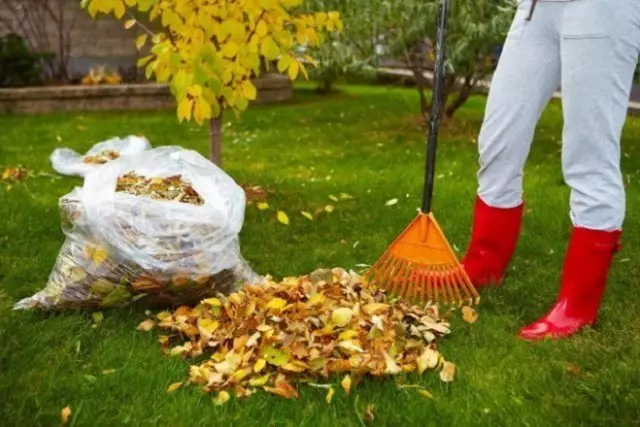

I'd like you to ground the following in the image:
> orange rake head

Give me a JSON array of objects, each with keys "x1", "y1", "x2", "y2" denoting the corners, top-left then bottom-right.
[{"x1": 364, "y1": 212, "x2": 479, "y2": 307}]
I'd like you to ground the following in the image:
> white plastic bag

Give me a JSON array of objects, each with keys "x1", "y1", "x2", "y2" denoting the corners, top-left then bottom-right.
[
  {"x1": 50, "y1": 135, "x2": 152, "y2": 177},
  {"x1": 16, "y1": 146, "x2": 258, "y2": 310}
]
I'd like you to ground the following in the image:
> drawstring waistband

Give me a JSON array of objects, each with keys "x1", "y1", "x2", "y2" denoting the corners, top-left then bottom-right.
[{"x1": 526, "y1": 0, "x2": 539, "y2": 21}]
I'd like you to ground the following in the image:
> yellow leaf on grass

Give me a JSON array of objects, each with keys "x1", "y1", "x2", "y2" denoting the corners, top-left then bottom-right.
[
  {"x1": 329, "y1": 194, "x2": 339, "y2": 202},
  {"x1": 324, "y1": 205, "x2": 334, "y2": 213},
  {"x1": 341, "y1": 375, "x2": 352, "y2": 396},
  {"x1": 137, "y1": 319, "x2": 155, "y2": 332},
  {"x1": 340, "y1": 193, "x2": 354, "y2": 200},
  {"x1": 101, "y1": 369, "x2": 116, "y2": 375},
  {"x1": 213, "y1": 390, "x2": 230, "y2": 405},
  {"x1": 440, "y1": 361, "x2": 456, "y2": 382},
  {"x1": 417, "y1": 389, "x2": 434, "y2": 399},
  {"x1": 277, "y1": 211, "x2": 290, "y2": 225},
  {"x1": 385, "y1": 198, "x2": 398, "y2": 206},
  {"x1": 417, "y1": 347, "x2": 440, "y2": 374},
  {"x1": 60, "y1": 405, "x2": 71, "y2": 425},
  {"x1": 326, "y1": 387, "x2": 335, "y2": 403},
  {"x1": 301, "y1": 211, "x2": 313, "y2": 220},
  {"x1": 166, "y1": 381, "x2": 183, "y2": 393},
  {"x1": 257, "y1": 202, "x2": 269, "y2": 210},
  {"x1": 462, "y1": 306, "x2": 478, "y2": 324}
]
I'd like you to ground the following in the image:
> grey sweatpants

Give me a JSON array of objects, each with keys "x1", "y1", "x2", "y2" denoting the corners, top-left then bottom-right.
[{"x1": 477, "y1": 0, "x2": 640, "y2": 231}]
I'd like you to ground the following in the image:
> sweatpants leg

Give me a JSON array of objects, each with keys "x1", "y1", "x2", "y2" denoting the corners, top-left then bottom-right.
[
  {"x1": 560, "y1": 0, "x2": 640, "y2": 231},
  {"x1": 477, "y1": 2, "x2": 561, "y2": 208}
]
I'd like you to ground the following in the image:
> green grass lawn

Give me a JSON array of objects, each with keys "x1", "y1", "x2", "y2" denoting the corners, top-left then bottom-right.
[{"x1": 1, "y1": 85, "x2": 640, "y2": 426}]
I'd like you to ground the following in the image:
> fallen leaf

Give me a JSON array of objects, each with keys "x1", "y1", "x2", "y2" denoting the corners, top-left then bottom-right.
[
  {"x1": 341, "y1": 375, "x2": 352, "y2": 396},
  {"x1": 264, "y1": 375, "x2": 299, "y2": 399},
  {"x1": 383, "y1": 351, "x2": 401, "y2": 375},
  {"x1": 92, "y1": 311, "x2": 104, "y2": 326},
  {"x1": 246, "y1": 332, "x2": 261, "y2": 347},
  {"x1": 202, "y1": 297, "x2": 222, "y2": 306},
  {"x1": 364, "y1": 404, "x2": 375, "y2": 423},
  {"x1": 329, "y1": 194, "x2": 339, "y2": 202},
  {"x1": 385, "y1": 198, "x2": 398, "y2": 206},
  {"x1": 249, "y1": 374, "x2": 270, "y2": 386},
  {"x1": 101, "y1": 369, "x2": 116, "y2": 375},
  {"x1": 331, "y1": 307, "x2": 353, "y2": 327},
  {"x1": 339, "y1": 193, "x2": 354, "y2": 200},
  {"x1": 440, "y1": 361, "x2": 456, "y2": 382},
  {"x1": 60, "y1": 406, "x2": 71, "y2": 425},
  {"x1": 417, "y1": 389, "x2": 434, "y2": 399},
  {"x1": 277, "y1": 211, "x2": 290, "y2": 225},
  {"x1": 166, "y1": 381, "x2": 183, "y2": 393},
  {"x1": 266, "y1": 298, "x2": 287, "y2": 312},
  {"x1": 338, "y1": 340, "x2": 364, "y2": 353},
  {"x1": 326, "y1": 387, "x2": 335, "y2": 403},
  {"x1": 566, "y1": 364, "x2": 581, "y2": 377},
  {"x1": 417, "y1": 348, "x2": 440, "y2": 374},
  {"x1": 301, "y1": 211, "x2": 314, "y2": 220},
  {"x1": 462, "y1": 306, "x2": 478, "y2": 324},
  {"x1": 213, "y1": 390, "x2": 230, "y2": 405},
  {"x1": 262, "y1": 346, "x2": 289, "y2": 366},
  {"x1": 324, "y1": 205, "x2": 334, "y2": 213},
  {"x1": 254, "y1": 358, "x2": 267, "y2": 373},
  {"x1": 137, "y1": 319, "x2": 155, "y2": 332},
  {"x1": 257, "y1": 202, "x2": 269, "y2": 210}
]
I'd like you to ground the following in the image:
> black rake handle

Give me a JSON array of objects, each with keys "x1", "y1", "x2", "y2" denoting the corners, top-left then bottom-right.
[{"x1": 422, "y1": 0, "x2": 449, "y2": 214}]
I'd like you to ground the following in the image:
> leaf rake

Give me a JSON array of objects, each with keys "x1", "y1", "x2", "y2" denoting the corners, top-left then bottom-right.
[{"x1": 365, "y1": 0, "x2": 479, "y2": 307}]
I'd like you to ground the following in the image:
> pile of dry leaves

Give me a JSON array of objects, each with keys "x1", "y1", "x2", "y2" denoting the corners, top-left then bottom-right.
[
  {"x1": 139, "y1": 268, "x2": 462, "y2": 403},
  {"x1": 116, "y1": 173, "x2": 205, "y2": 205},
  {"x1": 1, "y1": 166, "x2": 31, "y2": 184},
  {"x1": 83, "y1": 150, "x2": 120, "y2": 165}
]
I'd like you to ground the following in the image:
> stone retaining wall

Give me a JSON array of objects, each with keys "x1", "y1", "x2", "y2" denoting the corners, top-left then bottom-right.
[{"x1": 0, "y1": 74, "x2": 293, "y2": 115}]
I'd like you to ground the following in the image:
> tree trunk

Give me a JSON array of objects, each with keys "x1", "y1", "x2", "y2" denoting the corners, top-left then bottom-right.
[
  {"x1": 209, "y1": 113, "x2": 223, "y2": 167},
  {"x1": 322, "y1": 78, "x2": 333, "y2": 94},
  {"x1": 445, "y1": 75, "x2": 474, "y2": 118}
]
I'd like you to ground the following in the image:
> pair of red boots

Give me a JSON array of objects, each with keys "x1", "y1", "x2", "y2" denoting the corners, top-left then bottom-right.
[{"x1": 461, "y1": 197, "x2": 621, "y2": 341}]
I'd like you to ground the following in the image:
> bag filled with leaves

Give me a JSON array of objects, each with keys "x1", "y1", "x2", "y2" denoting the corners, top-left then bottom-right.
[
  {"x1": 50, "y1": 135, "x2": 152, "y2": 177},
  {"x1": 15, "y1": 146, "x2": 258, "y2": 310}
]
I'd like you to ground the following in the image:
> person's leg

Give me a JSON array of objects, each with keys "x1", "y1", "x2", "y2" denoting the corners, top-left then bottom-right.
[
  {"x1": 463, "y1": 2, "x2": 561, "y2": 286},
  {"x1": 520, "y1": 0, "x2": 640, "y2": 340}
]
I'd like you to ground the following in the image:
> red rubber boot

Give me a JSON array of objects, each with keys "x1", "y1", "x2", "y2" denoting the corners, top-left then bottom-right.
[
  {"x1": 518, "y1": 227, "x2": 621, "y2": 341},
  {"x1": 461, "y1": 197, "x2": 524, "y2": 287}
]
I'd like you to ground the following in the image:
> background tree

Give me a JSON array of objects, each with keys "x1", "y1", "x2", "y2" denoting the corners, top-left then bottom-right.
[
  {"x1": 81, "y1": 0, "x2": 342, "y2": 167},
  {"x1": 0, "y1": 0, "x2": 75, "y2": 83},
  {"x1": 304, "y1": 0, "x2": 514, "y2": 119}
]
